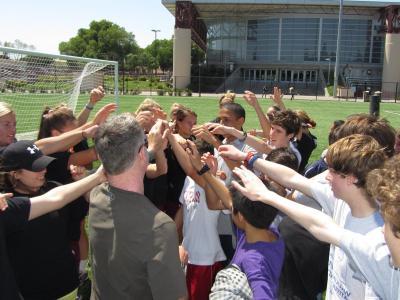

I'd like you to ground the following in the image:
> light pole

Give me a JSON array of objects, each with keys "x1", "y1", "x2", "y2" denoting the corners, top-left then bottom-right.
[
  {"x1": 151, "y1": 29, "x2": 160, "y2": 77},
  {"x1": 151, "y1": 29, "x2": 160, "y2": 41},
  {"x1": 325, "y1": 58, "x2": 331, "y2": 85},
  {"x1": 333, "y1": 0, "x2": 343, "y2": 97}
]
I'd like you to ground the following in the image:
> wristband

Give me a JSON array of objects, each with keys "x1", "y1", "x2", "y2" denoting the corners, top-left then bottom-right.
[
  {"x1": 244, "y1": 151, "x2": 254, "y2": 168},
  {"x1": 197, "y1": 164, "x2": 210, "y2": 176},
  {"x1": 238, "y1": 131, "x2": 247, "y2": 142},
  {"x1": 85, "y1": 103, "x2": 94, "y2": 111},
  {"x1": 247, "y1": 155, "x2": 259, "y2": 170}
]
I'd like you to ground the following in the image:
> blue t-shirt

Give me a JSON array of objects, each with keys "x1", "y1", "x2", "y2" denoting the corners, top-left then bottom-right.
[{"x1": 231, "y1": 226, "x2": 285, "y2": 299}]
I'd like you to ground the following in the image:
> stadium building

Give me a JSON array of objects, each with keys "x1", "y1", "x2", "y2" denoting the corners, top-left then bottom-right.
[{"x1": 162, "y1": 0, "x2": 400, "y2": 98}]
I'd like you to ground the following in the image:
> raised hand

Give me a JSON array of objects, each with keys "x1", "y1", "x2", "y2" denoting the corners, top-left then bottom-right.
[
  {"x1": 207, "y1": 123, "x2": 232, "y2": 136},
  {"x1": 186, "y1": 140, "x2": 203, "y2": 171},
  {"x1": 201, "y1": 152, "x2": 218, "y2": 175},
  {"x1": 89, "y1": 86, "x2": 105, "y2": 104},
  {"x1": 243, "y1": 90, "x2": 259, "y2": 107},
  {"x1": 136, "y1": 111, "x2": 156, "y2": 132},
  {"x1": 70, "y1": 165, "x2": 88, "y2": 182},
  {"x1": 93, "y1": 103, "x2": 117, "y2": 125},
  {"x1": 218, "y1": 144, "x2": 247, "y2": 161},
  {"x1": 232, "y1": 166, "x2": 271, "y2": 203},
  {"x1": 82, "y1": 125, "x2": 98, "y2": 139},
  {"x1": 147, "y1": 119, "x2": 165, "y2": 153}
]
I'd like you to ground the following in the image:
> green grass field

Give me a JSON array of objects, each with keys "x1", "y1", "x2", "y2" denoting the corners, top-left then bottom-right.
[
  {"x1": 111, "y1": 95, "x2": 400, "y2": 162},
  {"x1": 5, "y1": 93, "x2": 400, "y2": 163}
]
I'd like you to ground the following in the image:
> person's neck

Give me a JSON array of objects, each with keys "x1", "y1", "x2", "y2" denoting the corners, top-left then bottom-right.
[
  {"x1": 245, "y1": 225, "x2": 277, "y2": 243},
  {"x1": 14, "y1": 184, "x2": 41, "y2": 196},
  {"x1": 345, "y1": 189, "x2": 378, "y2": 218},
  {"x1": 107, "y1": 170, "x2": 144, "y2": 194}
]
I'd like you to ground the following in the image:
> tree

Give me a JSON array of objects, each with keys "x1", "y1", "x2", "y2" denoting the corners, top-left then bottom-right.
[
  {"x1": 144, "y1": 39, "x2": 173, "y2": 73},
  {"x1": 0, "y1": 39, "x2": 36, "y2": 50},
  {"x1": 59, "y1": 20, "x2": 139, "y2": 64}
]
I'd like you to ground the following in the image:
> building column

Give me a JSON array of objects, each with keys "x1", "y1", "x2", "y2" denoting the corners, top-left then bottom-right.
[
  {"x1": 382, "y1": 33, "x2": 400, "y2": 98},
  {"x1": 173, "y1": 28, "x2": 192, "y2": 89}
]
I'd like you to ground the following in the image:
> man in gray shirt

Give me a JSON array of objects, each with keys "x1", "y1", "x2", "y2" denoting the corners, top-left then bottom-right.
[{"x1": 89, "y1": 114, "x2": 187, "y2": 300}]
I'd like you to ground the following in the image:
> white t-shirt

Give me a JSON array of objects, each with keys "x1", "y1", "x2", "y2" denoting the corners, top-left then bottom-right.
[
  {"x1": 340, "y1": 228, "x2": 399, "y2": 300},
  {"x1": 310, "y1": 181, "x2": 384, "y2": 300},
  {"x1": 179, "y1": 176, "x2": 226, "y2": 266},
  {"x1": 214, "y1": 138, "x2": 253, "y2": 236}
]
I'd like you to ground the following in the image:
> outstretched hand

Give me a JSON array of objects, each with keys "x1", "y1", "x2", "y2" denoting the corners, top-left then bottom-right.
[
  {"x1": 232, "y1": 166, "x2": 271, "y2": 203},
  {"x1": 243, "y1": 90, "x2": 259, "y2": 107},
  {"x1": 93, "y1": 103, "x2": 117, "y2": 125},
  {"x1": 218, "y1": 144, "x2": 247, "y2": 161}
]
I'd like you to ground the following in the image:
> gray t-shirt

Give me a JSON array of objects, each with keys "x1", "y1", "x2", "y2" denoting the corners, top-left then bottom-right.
[
  {"x1": 340, "y1": 229, "x2": 400, "y2": 300},
  {"x1": 311, "y1": 180, "x2": 384, "y2": 299},
  {"x1": 89, "y1": 183, "x2": 187, "y2": 300}
]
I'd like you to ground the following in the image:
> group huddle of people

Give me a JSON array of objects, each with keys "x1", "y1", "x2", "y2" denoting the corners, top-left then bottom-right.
[{"x1": 0, "y1": 86, "x2": 399, "y2": 300}]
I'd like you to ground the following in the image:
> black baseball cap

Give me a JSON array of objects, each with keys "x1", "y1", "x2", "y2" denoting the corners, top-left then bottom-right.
[{"x1": 0, "y1": 140, "x2": 56, "y2": 172}]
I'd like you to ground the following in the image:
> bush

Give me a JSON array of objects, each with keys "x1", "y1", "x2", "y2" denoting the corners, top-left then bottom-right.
[
  {"x1": 157, "y1": 89, "x2": 165, "y2": 96},
  {"x1": 139, "y1": 76, "x2": 147, "y2": 81},
  {"x1": 185, "y1": 88, "x2": 192, "y2": 96},
  {"x1": 157, "y1": 84, "x2": 164, "y2": 90},
  {"x1": 130, "y1": 88, "x2": 141, "y2": 95}
]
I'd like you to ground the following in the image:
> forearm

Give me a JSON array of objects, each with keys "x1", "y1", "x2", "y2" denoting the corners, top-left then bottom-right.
[
  {"x1": 245, "y1": 135, "x2": 273, "y2": 154},
  {"x1": 204, "y1": 183, "x2": 226, "y2": 210},
  {"x1": 29, "y1": 173, "x2": 103, "y2": 220},
  {"x1": 261, "y1": 191, "x2": 341, "y2": 245},
  {"x1": 146, "y1": 150, "x2": 168, "y2": 179},
  {"x1": 253, "y1": 103, "x2": 271, "y2": 139},
  {"x1": 68, "y1": 148, "x2": 98, "y2": 167},
  {"x1": 76, "y1": 106, "x2": 91, "y2": 126},
  {"x1": 203, "y1": 172, "x2": 232, "y2": 210},
  {"x1": 36, "y1": 129, "x2": 85, "y2": 155}
]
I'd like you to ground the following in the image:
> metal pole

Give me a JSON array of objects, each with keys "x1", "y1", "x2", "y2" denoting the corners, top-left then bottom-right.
[
  {"x1": 327, "y1": 59, "x2": 331, "y2": 85},
  {"x1": 198, "y1": 63, "x2": 201, "y2": 97},
  {"x1": 395, "y1": 82, "x2": 399, "y2": 103},
  {"x1": 333, "y1": 0, "x2": 343, "y2": 97}
]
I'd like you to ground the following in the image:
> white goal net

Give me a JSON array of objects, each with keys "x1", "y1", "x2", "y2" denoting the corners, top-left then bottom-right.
[{"x1": 0, "y1": 46, "x2": 119, "y2": 140}]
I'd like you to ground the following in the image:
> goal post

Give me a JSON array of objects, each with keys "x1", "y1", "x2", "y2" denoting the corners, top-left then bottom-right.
[{"x1": 0, "y1": 46, "x2": 119, "y2": 140}]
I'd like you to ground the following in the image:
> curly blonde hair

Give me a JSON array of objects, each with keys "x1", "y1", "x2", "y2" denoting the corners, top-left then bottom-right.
[{"x1": 367, "y1": 155, "x2": 400, "y2": 237}]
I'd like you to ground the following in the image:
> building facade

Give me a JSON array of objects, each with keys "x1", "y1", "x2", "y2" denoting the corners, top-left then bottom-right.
[{"x1": 162, "y1": 0, "x2": 400, "y2": 98}]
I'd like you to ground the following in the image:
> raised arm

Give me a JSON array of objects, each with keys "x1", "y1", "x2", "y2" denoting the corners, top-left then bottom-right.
[
  {"x1": 76, "y1": 86, "x2": 105, "y2": 126},
  {"x1": 218, "y1": 145, "x2": 313, "y2": 197},
  {"x1": 29, "y1": 166, "x2": 105, "y2": 220},
  {"x1": 243, "y1": 90, "x2": 271, "y2": 139},
  {"x1": 208, "y1": 123, "x2": 273, "y2": 155},
  {"x1": 232, "y1": 166, "x2": 342, "y2": 246},
  {"x1": 35, "y1": 125, "x2": 98, "y2": 155}
]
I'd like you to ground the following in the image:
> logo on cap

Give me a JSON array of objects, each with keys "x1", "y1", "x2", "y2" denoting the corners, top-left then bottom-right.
[{"x1": 27, "y1": 145, "x2": 39, "y2": 155}]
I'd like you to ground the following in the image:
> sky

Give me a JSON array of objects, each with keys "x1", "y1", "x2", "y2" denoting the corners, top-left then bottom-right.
[{"x1": 0, "y1": 0, "x2": 175, "y2": 54}]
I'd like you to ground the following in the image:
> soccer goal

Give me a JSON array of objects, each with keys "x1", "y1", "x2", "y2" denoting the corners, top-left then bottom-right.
[{"x1": 0, "y1": 46, "x2": 119, "y2": 140}]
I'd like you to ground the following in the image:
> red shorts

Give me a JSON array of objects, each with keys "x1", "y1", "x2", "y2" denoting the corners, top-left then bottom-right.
[{"x1": 186, "y1": 261, "x2": 224, "y2": 300}]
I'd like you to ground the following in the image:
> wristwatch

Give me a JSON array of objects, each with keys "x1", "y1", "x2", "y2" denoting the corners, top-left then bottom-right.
[{"x1": 197, "y1": 164, "x2": 210, "y2": 175}]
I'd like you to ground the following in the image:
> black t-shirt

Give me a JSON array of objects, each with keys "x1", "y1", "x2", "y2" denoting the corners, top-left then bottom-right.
[
  {"x1": 278, "y1": 196, "x2": 329, "y2": 299},
  {"x1": 46, "y1": 151, "x2": 89, "y2": 241},
  {"x1": 0, "y1": 197, "x2": 30, "y2": 300},
  {"x1": 7, "y1": 183, "x2": 79, "y2": 300},
  {"x1": 296, "y1": 132, "x2": 317, "y2": 174}
]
